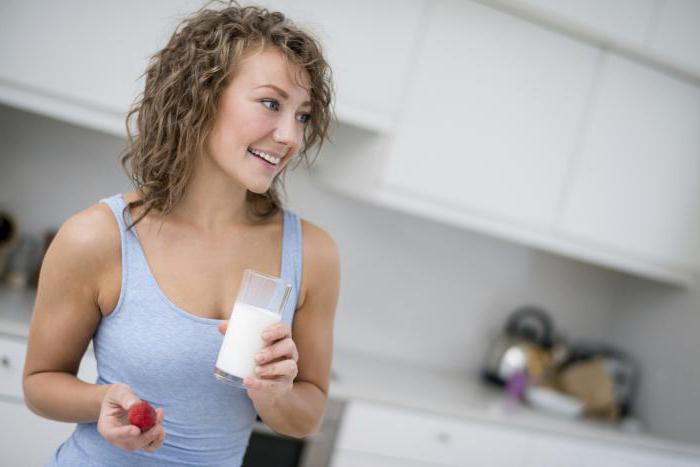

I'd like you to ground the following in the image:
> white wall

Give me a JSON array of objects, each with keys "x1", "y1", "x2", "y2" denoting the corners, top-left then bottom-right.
[
  {"x1": 1, "y1": 103, "x2": 624, "y2": 376},
  {"x1": 608, "y1": 277, "x2": 700, "y2": 445},
  {"x1": 0, "y1": 106, "x2": 131, "y2": 235}
]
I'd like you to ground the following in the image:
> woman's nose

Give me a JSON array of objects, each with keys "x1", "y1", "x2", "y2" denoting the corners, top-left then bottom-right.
[{"x1": 273, "y1": 113, "x2": 302, "y2": 148}]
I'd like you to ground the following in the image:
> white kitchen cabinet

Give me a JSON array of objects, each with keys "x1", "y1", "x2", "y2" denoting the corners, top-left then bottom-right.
[
  {"x1": 0, "y1": 399, "x2": 78, "y2": 465},
  {"x1": 647, "y1": 0, "x2": 700, "y2": 76},
  {"x1": 312, "y1": 0, "x2": 700, "y2": 285},
  {"x1": 335, "y1": 400, "x2": 531, "y2": 466},
  {"x1": 530, "y1": 434, "x2": 700, "y2": 467},
  {"x1": 383, "y1": 0, "x2": 598, "y2": 228},
  {"x1": 0, "y1": 334, "x2": 26, "y2": 398},
  {"x1": 0, "y1": 0, "x2": 423, "y2": 135},
  {"x1": 0, "y1": 0, "x2": 202, "y2": 136},
  {"x1": 333, "y1": 400, "x2": 700, "y2": 467},
  {"x1": 332, "y1": 449, "x2": 439, "y2": 467},
  {"x1": 500, "y1": 0, "x2": 658, "y2": 48},
  {"x1": 557, "y1": 53, "x2": 700, "y2": 275},
  {"x1": 0, "y1": 333, "x2": 98, "y2": 464},
  {"x1": 258, "y1": 0, "x2": 425, "y2": 132}
]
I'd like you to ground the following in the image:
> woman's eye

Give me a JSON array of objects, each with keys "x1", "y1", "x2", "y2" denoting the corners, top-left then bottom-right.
[
  {"x1": 297, "y1": 113, "x2": 311, "y2": 124},
  {"x1": 261, "y1": 99, "x2": 280, "y2": 111}
]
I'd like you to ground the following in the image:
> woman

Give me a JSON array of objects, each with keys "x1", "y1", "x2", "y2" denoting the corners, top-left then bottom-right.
[{"x1": 22, "y1": 3, "x2": 339, "y2": 466}]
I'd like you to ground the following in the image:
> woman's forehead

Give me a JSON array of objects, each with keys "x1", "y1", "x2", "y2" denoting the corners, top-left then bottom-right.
[{"x1": 236, "y1": 48, "x2": 311, "y2": 101}]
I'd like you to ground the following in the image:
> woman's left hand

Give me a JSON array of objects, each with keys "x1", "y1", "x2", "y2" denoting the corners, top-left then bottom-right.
[{"x1": 217, "y1": 321, "x2": 298, "y2": 401}]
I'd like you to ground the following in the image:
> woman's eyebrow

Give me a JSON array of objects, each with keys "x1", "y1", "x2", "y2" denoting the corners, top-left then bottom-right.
[{"x1": 255, "y1": 84, "x2": 311, "y2": 107}]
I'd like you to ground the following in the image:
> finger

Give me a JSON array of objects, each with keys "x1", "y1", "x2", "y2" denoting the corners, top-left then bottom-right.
[
  {"x1": 143, "y1": 441, "x2": 158, "y2": 453},
  {"x1": 257, "y1": 338, "x2": 298, "y2": 364},
  {"x1": 153, "y1": 429, "x2": 167, "y2": 450},
  {"x1": 261, "y1": 323, "x2": 291, "y2": 343},
  {"x1": 244, "y1": 377, "x2": 289, "y2": 394},
  {"x1": 256, "y1": 359, "x2": 297, "y2": 379},
  {"x1": 155, "y1": 407, "x2": 165, "y2": 425},
  {"x1": 117, "y1": 392, "x2": 141, "y2": 412},
  {"x1": 217, "y1": 320, "x2": 228, "y2": 335},
  {"x1": 136, "y1": 425, "x2": 163, "y2": 451},
  {"x1": 108, "y1": 424, "x2": 141, "y2": 443},
  {"x1": 105, "y1": 384, "x2": 140, "y2": 412}
]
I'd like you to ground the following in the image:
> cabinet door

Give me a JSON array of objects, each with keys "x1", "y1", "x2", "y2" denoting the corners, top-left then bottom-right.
[
  {"x1": 0, "y1": 0, "x2": 202, "y2": 133},
  {"x1": 558, "y1": 53, "x2": 700, "y2": 271},
  {"x1": 0, "y1": 0, "x2": 423, "y2": 134},
  {"x1": 505, "y1": 0, "x2": 657, "y2": 47},
  {"x1": 383, "y1": 0, "x2": 599, "y2": 228},
  {"x1": 0, "y1": 400, "x2": 76, "y2": 466},
  {"x1": 336, "y1": 400, "x2": 531, "y2": 467},
  {"x1": 332, "y1": 449, "x2": 440, "y2": 467},
  {"x1": 530, "y1": 432, "x2": 700, "y2": 467},
  {"x1": 648, "y1": 0, "x2": 700, "y2": 76},
  {"x1": 0, "y1": 0, "x2": 202, "y2": 112},
  {"x1": 0, "y1": 335, "x2": 26, "y2": 398},
  {"x1": 258, "y1": 0, "x2": 425, "y2": 130}
]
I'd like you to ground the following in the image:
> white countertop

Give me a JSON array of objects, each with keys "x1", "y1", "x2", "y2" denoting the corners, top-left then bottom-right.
[{"x1": 2, "y1": 285, "x2": 699, "y2": 458}]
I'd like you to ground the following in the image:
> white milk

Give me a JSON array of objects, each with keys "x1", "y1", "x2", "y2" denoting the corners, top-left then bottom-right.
[{"x1": 216, "y1": 302, "x2": 281, "y2": 380}]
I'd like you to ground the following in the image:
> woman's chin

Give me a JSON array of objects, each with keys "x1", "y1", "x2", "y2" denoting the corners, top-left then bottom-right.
[{"x1": 245, "y1": 180, "x2": 273, "y2": 194}]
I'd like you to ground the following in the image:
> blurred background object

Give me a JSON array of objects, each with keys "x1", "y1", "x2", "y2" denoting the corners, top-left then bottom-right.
[
  {"x1": 482, "y1": 306, "x2": 639, "y2": 425},
  {"x1": 3, "y1": 234, "x2": 41, "y2": 290},
  {"x1": 0, "y1": 211, "x2": 18, "y2": 277}
]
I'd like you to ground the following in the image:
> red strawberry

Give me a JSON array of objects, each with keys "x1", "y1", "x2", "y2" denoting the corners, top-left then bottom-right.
[{"x1": 128, "y1": 401, "x2": 156, "y2": 432}]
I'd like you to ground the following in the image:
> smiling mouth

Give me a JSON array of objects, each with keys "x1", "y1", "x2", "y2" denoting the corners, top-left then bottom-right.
[{"x1": 247, "y1": 147, "x2": 281, "y2": 166}]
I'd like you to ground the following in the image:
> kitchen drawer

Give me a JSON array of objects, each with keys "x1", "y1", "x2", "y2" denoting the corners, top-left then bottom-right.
[
  {"x1": 0, "y1": 334, "x2": 27, "y2": 399},
  {"x1": 0, "y1": 334, "x2": 98, "y2": 399},
  {"x1": 0, "y1": 399, "x2": 76, "y2": 465},
  {"x1": 331, "y1": 449, "x2": 439, "y2": 467},
  {"x1": 335, "y1": 400, "x2": 530, "y2": 466}
]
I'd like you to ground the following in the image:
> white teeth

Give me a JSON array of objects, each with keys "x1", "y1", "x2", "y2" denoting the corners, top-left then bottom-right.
[{"x1": 249, "y1": 148, "x2": 280, "y2": 165}]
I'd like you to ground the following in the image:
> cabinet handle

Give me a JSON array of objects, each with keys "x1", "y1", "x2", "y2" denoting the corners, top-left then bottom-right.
[{"x1": 1, "y1": 355, "x2": 10, "y2": 368}]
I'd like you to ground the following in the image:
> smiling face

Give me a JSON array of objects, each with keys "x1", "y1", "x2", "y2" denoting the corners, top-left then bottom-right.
[{"x1": 204, "y1": 47, "x2": 312, "y2": 194}]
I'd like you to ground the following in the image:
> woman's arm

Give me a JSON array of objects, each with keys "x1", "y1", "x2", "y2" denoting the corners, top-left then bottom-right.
[
  {"x1": 218, "y1": 220, "x2": 340, "y2": 438},
  {"x1": 253, "y1": 220, "x2": 339, "y2": 437},
  {"x1": 23, "y1": 205, "x2": 116, "y2": 422},
  {"x1": 23, "y1": 204, "x2": 167, "y2": 452}
]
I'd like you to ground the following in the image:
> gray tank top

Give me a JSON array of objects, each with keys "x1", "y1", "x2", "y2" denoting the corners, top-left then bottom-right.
[{"x1": 47, "y1": 193, "x2": 302, "y2": 466}]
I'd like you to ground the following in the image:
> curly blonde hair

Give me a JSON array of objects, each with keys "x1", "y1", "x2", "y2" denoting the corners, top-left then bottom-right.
[{"x1": 120, "y1": 1, "x2": 334, "y2": 227}]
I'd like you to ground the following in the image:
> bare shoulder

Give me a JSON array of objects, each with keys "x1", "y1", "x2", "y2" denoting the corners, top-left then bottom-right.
[
  {"x1": 301, "y1": 219, "x2": 339, "y2": 269},
  {"x1": 44, "y1": 202, "x2": 121, "y2": 295},
  {"x1": 298, "y1": 219, "x2": 340, "y2": 308},
  {"x1": 53, "y1": 202, "x2": 120, "y2": 266}
]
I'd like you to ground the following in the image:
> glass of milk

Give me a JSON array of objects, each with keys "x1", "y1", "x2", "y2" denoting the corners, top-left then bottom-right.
[{"x1": 214, "y1": 269, "x2": 292, "y2": 388}]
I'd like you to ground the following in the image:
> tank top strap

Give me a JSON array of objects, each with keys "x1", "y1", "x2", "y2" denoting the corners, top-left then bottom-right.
[
  {"x1": 280, "y1": 209, "x2": 303, "y2": 324},
  {"x1": 99, "y1": 193, "x2": 130, "y2": 232}
]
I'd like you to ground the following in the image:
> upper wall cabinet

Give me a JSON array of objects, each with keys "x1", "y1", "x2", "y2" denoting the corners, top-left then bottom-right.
[
  {"x1": 502, "y1": 0, "x2": 658, "y2": 47},
  {"x1": 647, "y1": 0, "x2": 700, "y2": 76},
  {"x1": 0, "y1": 0, "x2": 424, "y2": 136},
  {"x1": 258, "y1": 0, "x2": 426, "y2": 132},
  {"x1": 494, "y1": 0, "x2": 700, "y2": 82},
  {"x1": 557, "y1": 53, "x2": 700, "y2": 277},
  {"x1": 0, "y1": 0, "x2": 202, "y2": 136},
  {"x1": 313, "y1": 0, "x2": 700, "y2": 285},
  {"x1": 383, "y1": 0, "x2": 599, "y2": 228}
]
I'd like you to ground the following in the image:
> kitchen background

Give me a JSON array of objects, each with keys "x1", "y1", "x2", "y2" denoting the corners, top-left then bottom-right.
[{"x1": 1, "y1": 0, "x2": 699, "y2": 466}]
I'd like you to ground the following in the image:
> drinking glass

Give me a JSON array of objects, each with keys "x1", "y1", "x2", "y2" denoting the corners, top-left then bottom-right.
[{"x1": 214, "y1": 269, "x2": 292, "y2": 388}]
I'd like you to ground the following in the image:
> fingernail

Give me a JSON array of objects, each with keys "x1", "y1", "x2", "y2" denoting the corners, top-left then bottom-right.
[
  {"x1": 255, "y1": 366, "x2": 263, "y2": 375},
  {"x1": 262, "y1": 332, "x2": 271, "y2": 339},
  {"x1": 256, "y1": 353, "x2": 264, "y2": 363}
]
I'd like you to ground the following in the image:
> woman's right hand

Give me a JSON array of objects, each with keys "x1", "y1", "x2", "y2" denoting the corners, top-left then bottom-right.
[{"x1": 97, "y1": 384, "x2": 166, "y2": 453}]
